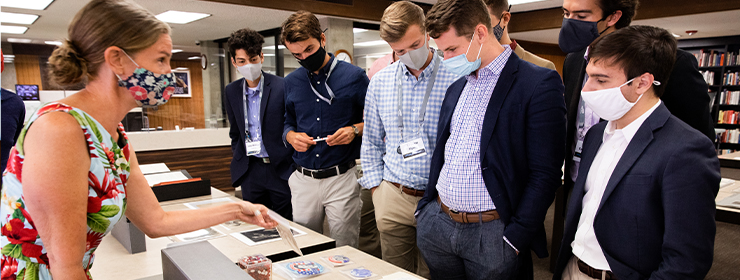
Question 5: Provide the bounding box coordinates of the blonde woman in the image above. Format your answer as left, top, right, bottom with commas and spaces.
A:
0, 0, 276, 278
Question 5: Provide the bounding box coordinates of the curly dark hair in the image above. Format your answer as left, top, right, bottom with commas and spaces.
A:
598, 0, 639, 29
227, 28, 264, 58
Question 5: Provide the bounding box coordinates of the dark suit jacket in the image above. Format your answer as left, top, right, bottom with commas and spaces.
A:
554, 103, 720, 280
224, 72, 294, 187
563, 48, 714, 188
417, 53, 567, 258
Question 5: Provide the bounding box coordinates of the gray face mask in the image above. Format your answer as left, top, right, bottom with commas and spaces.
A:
493, 15, 505, 42
397, 34, 430, 70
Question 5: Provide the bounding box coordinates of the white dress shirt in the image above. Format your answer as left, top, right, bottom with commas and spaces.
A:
572, 100, 661, 270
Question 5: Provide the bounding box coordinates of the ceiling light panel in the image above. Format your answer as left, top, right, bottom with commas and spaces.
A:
353, 40, 387, 47
156, 11, 211, 24
0, 0, 54, 10
7, 38, 32, 43
1, 26, 29, 35
0, 12, 40, 25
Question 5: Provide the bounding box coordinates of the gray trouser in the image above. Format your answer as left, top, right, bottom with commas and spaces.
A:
288, 169, 361, 248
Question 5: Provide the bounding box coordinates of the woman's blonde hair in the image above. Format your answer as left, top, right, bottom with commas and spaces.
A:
48, 0, 171, 86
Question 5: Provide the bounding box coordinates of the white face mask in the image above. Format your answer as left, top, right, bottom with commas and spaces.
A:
237, 62, 262, 81
398, 35, 430, 70
581, 78, 660, 121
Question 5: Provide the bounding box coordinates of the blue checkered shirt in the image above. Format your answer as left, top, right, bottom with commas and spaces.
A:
359, 51, 460, 190
437, 46, 512, 212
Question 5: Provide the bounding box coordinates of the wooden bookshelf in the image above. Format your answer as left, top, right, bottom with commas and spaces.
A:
679, 36, 740, 151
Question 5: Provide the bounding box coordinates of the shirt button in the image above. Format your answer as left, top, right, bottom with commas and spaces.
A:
317, 81, 321, 84
316, 154, 320, 158
317, 117, 320, 121
316, 99, 320, 102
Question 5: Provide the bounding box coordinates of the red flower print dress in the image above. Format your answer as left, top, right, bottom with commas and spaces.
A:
1, 103, 130, 280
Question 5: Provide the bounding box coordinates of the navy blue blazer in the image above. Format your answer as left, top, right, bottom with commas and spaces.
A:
224, 72, 295, 187
416, 53, 567, 258
554, 103, 720, 280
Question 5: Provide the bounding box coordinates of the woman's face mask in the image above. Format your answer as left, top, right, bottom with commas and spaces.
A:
116, 50, 176, 108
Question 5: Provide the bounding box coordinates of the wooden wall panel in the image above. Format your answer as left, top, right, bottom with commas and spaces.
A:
515, 40, 566, 78
145, 60, 206, 130
136, 146, 233, 191
14, 54, 43, 89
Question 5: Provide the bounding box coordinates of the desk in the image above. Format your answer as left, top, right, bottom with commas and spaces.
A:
90, 189, 334, 280
717, 180, 740, 224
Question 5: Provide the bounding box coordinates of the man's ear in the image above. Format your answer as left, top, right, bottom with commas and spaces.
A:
501, 12, 512, 29
605, 10, 623, 28
635, 72, 655, 96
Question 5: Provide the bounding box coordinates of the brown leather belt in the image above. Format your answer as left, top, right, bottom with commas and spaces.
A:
388, 181, 425, 197
577, 258, 617, 280
437, 197, 500, 223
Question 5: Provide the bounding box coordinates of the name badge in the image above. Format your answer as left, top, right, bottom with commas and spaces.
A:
399, 137, 427, 161
246, 141, 262, 156
572, 140, 583, 162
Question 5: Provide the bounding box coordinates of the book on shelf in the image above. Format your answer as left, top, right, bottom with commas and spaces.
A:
724, 71, 740, 86
719, 149, 738, 155
693, 50, 740, 68
718, 110, 740, 124
700, 70, 715, 85
719, 90, 740, 105
720, 129, 740, 144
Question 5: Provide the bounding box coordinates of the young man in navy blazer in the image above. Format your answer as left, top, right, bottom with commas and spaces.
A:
224, 28, 294, 220
553, 26, 720, 280
414, 0, 566, 279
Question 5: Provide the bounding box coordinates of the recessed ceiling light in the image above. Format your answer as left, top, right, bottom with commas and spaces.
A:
262, 45, 286, 50
45, 40, 62, 45
0, 0, 54, 10
174, 67, 189, 70
7, 38, 32, 43
0, 12, 40, 25
188, 56, 201, 60
172, 49, 183, 53
263, 53, 276, 57
156, 11, 210, 24
353, 40, 387, 47
1, 26, 29, 35
353, 28, 367, 33
509, 0, 546, 4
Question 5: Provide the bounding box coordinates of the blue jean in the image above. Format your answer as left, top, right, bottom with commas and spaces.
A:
416, 199, 519, 280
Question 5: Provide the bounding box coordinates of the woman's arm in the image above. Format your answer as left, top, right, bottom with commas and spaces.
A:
22, 112, 91, 279
123, 146, 276, 238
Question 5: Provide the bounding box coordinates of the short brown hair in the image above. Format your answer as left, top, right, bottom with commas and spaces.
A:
380, 1, 426, 43
48, 0, 170, 86
598, 0, 639, 29
281, 10, 323, 45
425, 0, 492, 39
589, 25, 676, 97
483, 0, 508, 18
228, 28, 265, 58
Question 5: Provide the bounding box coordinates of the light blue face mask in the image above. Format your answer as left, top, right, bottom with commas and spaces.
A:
442, 32, 483, 76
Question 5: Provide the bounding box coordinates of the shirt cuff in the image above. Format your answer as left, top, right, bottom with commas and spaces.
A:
503, 236, 519, 253
282, 126, 295, 148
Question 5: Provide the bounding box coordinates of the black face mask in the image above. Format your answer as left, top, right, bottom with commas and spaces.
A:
558, 17, 609, 54
298, 44, 327, 72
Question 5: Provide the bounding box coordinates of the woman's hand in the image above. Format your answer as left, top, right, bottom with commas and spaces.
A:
236, 202, 278, 229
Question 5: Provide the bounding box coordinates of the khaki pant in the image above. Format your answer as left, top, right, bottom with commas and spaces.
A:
563, 256, 609, 280
289, 169, 361, 248
373, 180, 430, 278
359, 187, 382, 258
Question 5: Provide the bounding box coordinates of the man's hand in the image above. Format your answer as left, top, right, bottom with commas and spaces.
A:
371, 186, 378, 195
286, 131, 316, 152
327, 126, 355, 146
236, 202, 277, 229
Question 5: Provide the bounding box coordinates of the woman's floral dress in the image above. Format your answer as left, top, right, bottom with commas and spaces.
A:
1, 103, 130, 280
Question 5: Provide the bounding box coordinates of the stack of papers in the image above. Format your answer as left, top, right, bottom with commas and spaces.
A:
144, 171, 189, 187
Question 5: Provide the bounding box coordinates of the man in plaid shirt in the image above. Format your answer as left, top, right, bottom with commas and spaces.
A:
358, 2, 459, 278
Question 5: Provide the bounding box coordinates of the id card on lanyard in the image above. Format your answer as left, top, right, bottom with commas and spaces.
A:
243, 78, 264, 156
396, 53, 439, 161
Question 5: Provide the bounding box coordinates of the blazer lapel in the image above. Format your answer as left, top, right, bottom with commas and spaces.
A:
596, 104, 670, 214
480, 55, 518, 158
568, 123, 604, 219
259, 73, 270, 125
236, 78, 246, 137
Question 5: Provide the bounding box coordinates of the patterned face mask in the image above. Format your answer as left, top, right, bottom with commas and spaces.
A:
116, 50, 176, 108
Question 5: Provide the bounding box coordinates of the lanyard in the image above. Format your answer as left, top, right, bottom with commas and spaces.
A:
242, 76, 264, 141
577, 73, 590, 138
309, 58, 338, 105
396, 51, 439, 136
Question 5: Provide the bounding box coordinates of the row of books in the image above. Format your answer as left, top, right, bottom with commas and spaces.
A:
725, 71, 740, 86
718, 90, 740, 105
693, 49, 740, 67
701, 70, 715, 85
718, 149, 737, 155
718, 110, 740, 124
720, 129, 740, 144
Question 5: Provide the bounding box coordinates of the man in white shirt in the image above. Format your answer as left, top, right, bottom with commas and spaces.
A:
553, 25, 720, 280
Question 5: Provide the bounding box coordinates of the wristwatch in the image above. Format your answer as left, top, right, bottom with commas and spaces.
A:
351, 125, 359, 135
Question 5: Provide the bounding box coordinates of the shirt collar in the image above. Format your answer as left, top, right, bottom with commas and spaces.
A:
603, 100, 662, 143
400, 48, 437, 80
584, 46, 590, 61
510, 40, 518, 51
316, 53, 336, 77
244, 76, 263, 96
467, 45, 512, 82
